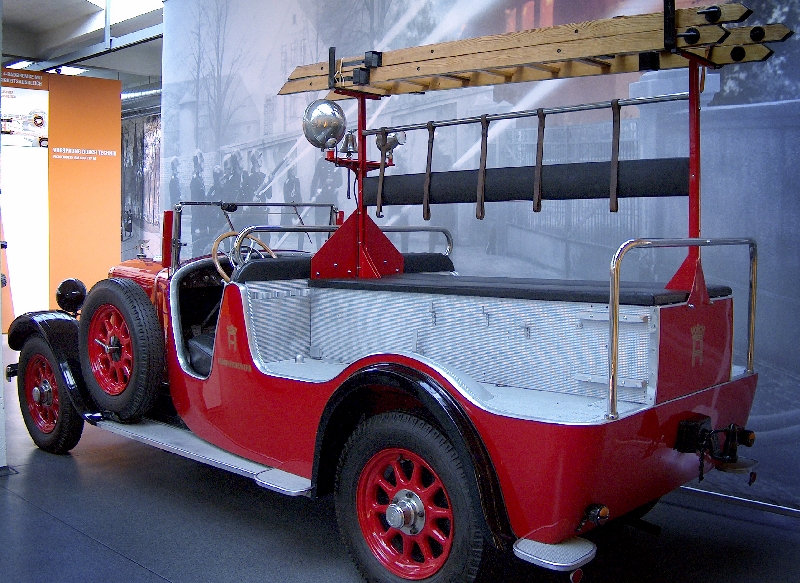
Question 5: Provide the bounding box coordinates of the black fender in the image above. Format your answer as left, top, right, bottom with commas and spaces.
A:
8, 311, 100, 421
312, 362, 514, 550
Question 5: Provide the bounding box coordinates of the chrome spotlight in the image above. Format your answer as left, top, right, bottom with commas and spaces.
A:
302, 99, 347, 150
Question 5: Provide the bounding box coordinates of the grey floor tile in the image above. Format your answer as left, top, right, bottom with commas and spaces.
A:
3, 361, 799, 582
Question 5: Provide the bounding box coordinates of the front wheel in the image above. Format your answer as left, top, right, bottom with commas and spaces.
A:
336, 412, 487, 582
18, 336, 84, 453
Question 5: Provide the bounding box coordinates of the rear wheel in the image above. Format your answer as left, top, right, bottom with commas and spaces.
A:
336, 411, 487, 582
79, 278, 164, 421
18, 336, 84, 453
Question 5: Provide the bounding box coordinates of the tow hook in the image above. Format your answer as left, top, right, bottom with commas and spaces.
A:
674, 416, 757, 483
5, 363, 18, 382
576, 503, 610, 532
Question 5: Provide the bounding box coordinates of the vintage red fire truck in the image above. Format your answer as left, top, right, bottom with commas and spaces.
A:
7, 4, 790, 582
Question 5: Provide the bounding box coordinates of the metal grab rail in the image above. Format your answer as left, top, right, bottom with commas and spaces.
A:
175, 201, 337, 209
362, 92, 691, 218
232, 225, 454, 264
361, 92, 689, 136
607, 238, 758, 420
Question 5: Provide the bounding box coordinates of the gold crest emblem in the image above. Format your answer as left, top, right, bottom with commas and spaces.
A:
691, 324, 705, 367
227, 324, 238, 352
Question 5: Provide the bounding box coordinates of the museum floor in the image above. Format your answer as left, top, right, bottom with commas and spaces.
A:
2, 376, 799, 583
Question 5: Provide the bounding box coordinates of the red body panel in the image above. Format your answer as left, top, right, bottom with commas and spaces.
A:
109, 260, 162, 299
657, 298, 733, 403
99, 248, 755, 550
159, 278, 756, 546
467, 373, 756, 543
168, 284, 330, 476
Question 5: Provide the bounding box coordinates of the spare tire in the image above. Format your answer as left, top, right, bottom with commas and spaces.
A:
79, 278, 164, 421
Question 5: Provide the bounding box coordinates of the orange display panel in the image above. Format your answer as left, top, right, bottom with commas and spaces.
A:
47, 74, 121, 310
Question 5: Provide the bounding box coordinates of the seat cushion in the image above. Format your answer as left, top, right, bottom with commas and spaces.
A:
231, 256, 312, 283
186, 333, 215, 376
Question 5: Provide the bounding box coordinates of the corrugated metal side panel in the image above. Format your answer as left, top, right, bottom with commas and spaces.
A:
310, 288, 655, 404
245, 280, 311, 364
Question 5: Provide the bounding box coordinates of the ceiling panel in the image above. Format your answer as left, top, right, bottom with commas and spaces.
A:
2, 0, 162, 90
3, 0, 102, 34
81, 39, 163, 77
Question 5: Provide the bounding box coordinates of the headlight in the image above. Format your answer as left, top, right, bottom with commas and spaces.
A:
302, 99, 347, 149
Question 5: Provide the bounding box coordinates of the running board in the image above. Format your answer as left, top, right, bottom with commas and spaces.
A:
97, 419, 312, 497
513, 536, 596, 571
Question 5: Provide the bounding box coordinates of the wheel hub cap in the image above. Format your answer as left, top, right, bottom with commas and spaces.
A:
32, 380, 54, 406
106, 337, 122, 361
25, 354, 59, 434
87, 304, 133, 396
386, 489, 426, 534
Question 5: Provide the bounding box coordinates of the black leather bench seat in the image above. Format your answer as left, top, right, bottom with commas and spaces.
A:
231, 253, 454, 283
186, 333, 215, 377
309, 273, 732, 307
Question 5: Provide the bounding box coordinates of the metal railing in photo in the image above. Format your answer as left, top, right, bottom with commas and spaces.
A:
171, 201, 338, 270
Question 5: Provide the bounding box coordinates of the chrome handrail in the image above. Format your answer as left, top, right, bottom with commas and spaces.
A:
232, 225, 454, 264
607, 238, 757, 420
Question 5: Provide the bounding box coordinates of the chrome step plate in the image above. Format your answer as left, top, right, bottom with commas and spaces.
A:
513, 536, 596, 571
97, 419, 312, 496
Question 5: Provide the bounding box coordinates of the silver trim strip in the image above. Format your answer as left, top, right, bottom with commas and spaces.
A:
97, 419, 311, 496
169, 258, 219, 381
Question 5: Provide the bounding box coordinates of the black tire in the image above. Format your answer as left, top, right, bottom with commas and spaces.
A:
18, 336, 84, 454
79, 278, 164, 421
335, 411, 487, 583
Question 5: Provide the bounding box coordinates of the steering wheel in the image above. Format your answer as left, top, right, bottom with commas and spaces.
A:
211, 231, 276, 282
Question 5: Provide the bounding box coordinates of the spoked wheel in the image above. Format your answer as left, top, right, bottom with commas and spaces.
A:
358, 448, 455, 578
86, 303, 132, 396
79, 278, 164, 421
18, 336, 84, 453
336, 412, 487, 582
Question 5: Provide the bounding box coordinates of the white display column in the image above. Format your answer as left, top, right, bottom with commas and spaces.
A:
0, 274, 5, 471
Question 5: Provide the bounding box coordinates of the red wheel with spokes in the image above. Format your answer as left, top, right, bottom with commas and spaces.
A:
357, 448, 454, 579
18, 336, 83, 453
86, 304, 133, 396
79, 278, 164, 421
336, 411, 487, 583
24, 353, 60, 433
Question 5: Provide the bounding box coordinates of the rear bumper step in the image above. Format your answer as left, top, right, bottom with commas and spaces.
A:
97, 418, 312, 496
513, 536, 596, 571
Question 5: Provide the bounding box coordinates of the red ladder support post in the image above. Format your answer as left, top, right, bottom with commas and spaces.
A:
311, 90, 403, 280
356, 92, 368, 277
667, 57, 708, 304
